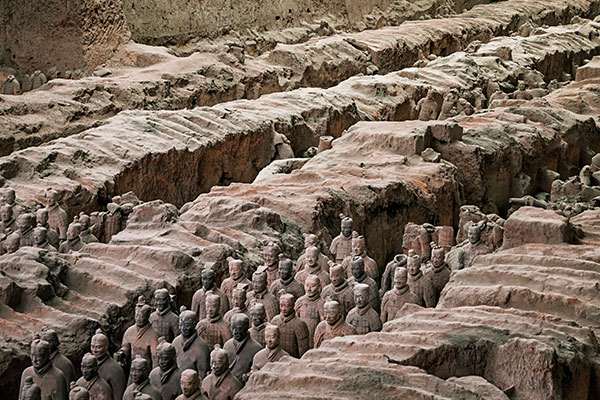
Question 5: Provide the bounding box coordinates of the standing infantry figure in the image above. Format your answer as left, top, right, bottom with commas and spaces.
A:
259, 242, 280, 289
149, 339, 182, 400
314, 299, 356, 348
220, 258, 251, 306
123, 356, 161, 400
223, 313, 262, 384
36, 208, 60, 248
196, 295, 232, 349
248, 304, 267, 347
18, 213, 36, 247
348, 256, 380, 313
416, 89, 440, 121
192, 268, 230, 320
91, 329, 126, 400
201, 345, 242, 400
270, 294, 310, 358
407, 254, 436, 307
341, 233, 378, 286
175, 369, 207, 400
295, 275, 324, 347
76, 353, 113, 400
248, 270, 279, 322
459, 221, 492, 269
34, 226, 58, 251
295, 246, 330, 288
223, 285, 250, 324
172, 307, 210, 378
59, 222, 84, 253
381, 267, 422, 324
329, 215, 354, 263
269, 255, 305, 300
150, 288, 180, 343
251, 325, 289, 372
117, 297, 160, 370
44, 189, 68, 242
19, 338, 68, 400
296, 234, 330, 272
41, 328, 76, 384
426, 244, 451, 302
322, 263, 355, 316
347, 284, 382, 335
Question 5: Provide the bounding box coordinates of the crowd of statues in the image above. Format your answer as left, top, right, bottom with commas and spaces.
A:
17, 210, 494, 400
0, 69, 85, 96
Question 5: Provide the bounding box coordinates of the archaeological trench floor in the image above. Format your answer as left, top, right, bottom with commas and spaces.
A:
2, 0, 600, 398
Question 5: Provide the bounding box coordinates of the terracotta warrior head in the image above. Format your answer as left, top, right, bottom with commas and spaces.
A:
33, 225, 48, 246
407, 254, 421, 276
250, 303, 266, 327
430, 243, 445, 268
252, 270, 267, 293
279, 294, 295, 317
210, 345, 229, 377
66, 222, 81, 241
329, 264, 345, 287
135, 298, 152, 328
350, 256, 365, 279
394, 267, 408, 289
278, 254, 293, 281
324, 300, 342, 326
264, 324, 280, 350
305, 246, 319, 268
1, 204, 12, 222
206, 295, 221, 319
232, 285, 247, 310
303, 233, 318, 249
231, 313, 250, 342
179, 307, 198, 339
468, 221, 484, 245
228, 258, 244, 280
91, 329, 110, 359
202, 268, 216, 291
30, 338, 52, 371
130, 355, 151, 384
23, 377, 41, 400
157, 338, 177, 372
263, 242, 280, 268
180, 369, 200, 398
351, 232, 365, 256
81, 353, 99, 381
340, 215, 353, 238
353, 284, 370, 309
304, 275, 321, 298
154, 288, 171, 313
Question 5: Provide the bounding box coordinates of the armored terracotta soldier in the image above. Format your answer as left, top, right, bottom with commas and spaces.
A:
118, 297, 160, 369
123, 356, 162, 400
79, 214, 99, 244
296, 234, 331, 273
416, 89, 439, 121
269, 255, 305, 300
45, 189, 68, 241
41, 328, 76, 384
149, 339, 182, 400
348, 256, 380, 313
223, 313, 262, 383
329, 215, 353, 263
1, 74, 21, 95
19, 338, 69, 400
407, 255, 436, 308
36, 208, 60, 248
196, 295, 231, 349
259, 242, 280, 289
59, 222, 84, 253
1, 188, 24, 217
346, 284, 382, 335
322, 263, 355, 316
270, 294, 310, 358
381, 267, 422, 323
223, 285, 250, 325
21, 377, 42, 400
30, 70, 48, 90
402, 222, 435, 262
69, 385, 90, 400
251, 325, 289, 372
91, 329, 126, 400
176, 369, 207, 400
459, 221, 492, 269
34, 225, 58, 251
314, 300, 357, 348
0, 204, 17, 235
295, 275, 324, 347
248, 270, 279, 322
172, 307, 210, 378
381, 254, 407, 295
438, 88, 460, 120
219, 258, 251, 306
425, 244, 451, 301
76, 353, 113, 400
201, 346, 242, 400
150, 288, 180, 343
341, 233, 379, 286
191, 268, 230, 320
295, 246, 330, 288
18, 213, 36, 247
248, 304, 267, 347
4, 231, 21, 253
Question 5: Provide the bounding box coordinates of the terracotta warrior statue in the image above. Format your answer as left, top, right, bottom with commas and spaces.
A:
348, 256, 380, 313
380, 254, 407, 295
34, 225, 58, 251
295, 233, 330, 273
248, 270, 279, 322
381, 267, 422, 323
223, 313, 262, 384
150, 288, 180, 343
149, 338, 182, 400
294, 275, 324, 347
1, 74, 21, 95
18, 213, 36, 247
90, 329, 126, 400
269, 255, 305, 300
192, 268, 230, 320
175, 369, 206, 400
123, 356, 161, 400
220, 258, 251, 306
4, 231, 20, 254
117, 297, 160, 370
41, 328, 76, 384
270, 294, 310, 358
21, 377, 41, 400
201, 345, 242, 400
248, 304, 267, 347
76, 353, 113, 400
59, 221, 84, 253
79, 214, 99, 244
223, 285, 250, 324
329, 214, 354, 263
346, 284, 382, 335
36, 208, 60, 248
407, 254, 436, 307
259, 241, 281, 289
19, 338, 68, 400
30, 70, 48, 90
0, 204, 17, 235
416, 89, 440, 121
251, 324, 289, 372
322, 263, 355, 316
459, 221, 491, 269
425, 244, 451, 302
314, 299, 356, 348
44, 189, 68, 242
1, 188, 23, 218
175, 369, 207, 400
195, 295, 232, 349
295, 246, 330, 288
342, 233, 378, 286
172, 307, 210, 378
